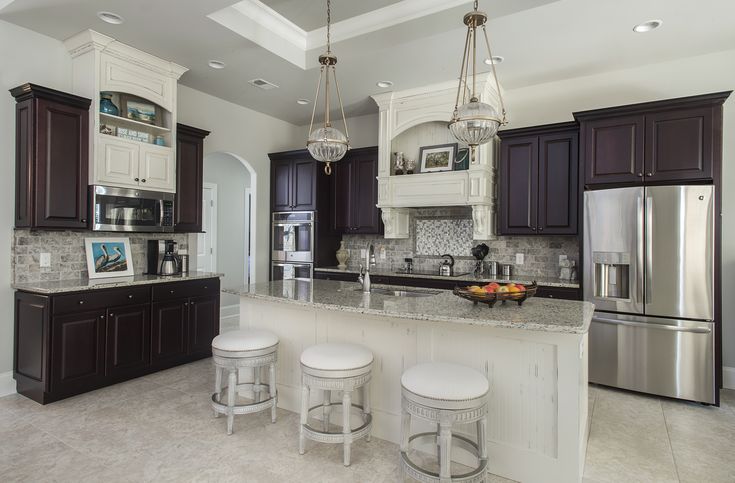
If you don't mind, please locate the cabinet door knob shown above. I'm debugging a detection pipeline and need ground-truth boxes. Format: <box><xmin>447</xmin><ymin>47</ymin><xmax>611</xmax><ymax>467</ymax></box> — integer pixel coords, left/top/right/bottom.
<box><xmin>78</xmin><ymin>300</ymin><xmax>84</xmax><ymax>305</ymax></box>
<box><xmin>109</xmin><ymin>313</ymin><xmax>114</xmax><ymax>317</ymax></box>
<box><xmin>539</xmin><ymin>227</ymin><xmax>544</xmax><ymax>231</ymax></box>
<box><xmin>170</xmin><ymin>290</ymin><xmax>175</xmax><ymax>294</ymax></box>
<box><xmin>135</xmin><ymin>177</ymin><xmax>140</xmax><ymax>182</ymax></box>
<box><xmin>637</xmin><ymin>173</ymin><xmax>643</xmax><ymax>177</ymax></box>
<box><xmin>100</xmin><ymin>315</ymin><xmax>105</xmax><ymax>319</ymax></box>
<box><xmin>141</xmin><ymin>179</ymin><xmax>147</xmax><ymax>183</ymax></box>
<box><xmin>646</xmin><ymin>173</ymin><xmax>652</xmax><ymax>177</ymax></box>
<box><xmin>128</xmin><ymin>294</ymin><xmax>133</xmax><ymax>299</ymax></box>
<box><xmin>204</xmin><ymin>286</ymin><xmax>208</xmax><ymax>289</ymax></box>
<box><xmin>531</xmin><ymin>227</ymin><xmax>537</xmax><ymax>231</ymax></box>
<box><xmin>190</xmin><ymin>301</ymin><xmax>195</xmax><ymax>305</ymax></box>
<box><xmin>81</xmin><ymin>219</ymin><xmax>87</xmax><ymax>223</ymax></box>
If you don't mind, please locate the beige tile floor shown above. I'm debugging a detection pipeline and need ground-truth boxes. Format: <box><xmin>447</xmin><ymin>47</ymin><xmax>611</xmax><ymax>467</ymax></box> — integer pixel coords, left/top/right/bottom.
<box><xmin>0</xmin><ymin>357</ymin><xmax>733</xmax><ymax>482</ymax></box>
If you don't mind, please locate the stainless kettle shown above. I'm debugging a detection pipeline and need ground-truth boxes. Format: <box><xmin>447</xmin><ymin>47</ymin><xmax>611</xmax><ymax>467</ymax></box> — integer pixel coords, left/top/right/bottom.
<box><xmin>160</xmin><ymin>253</ymin><xmax>181</xmax><ymax>276</ymax></box>
<box><xmin>439</xmin><ymin>254</ymin><xmax>455</xmax><ymax>277</ymax></box>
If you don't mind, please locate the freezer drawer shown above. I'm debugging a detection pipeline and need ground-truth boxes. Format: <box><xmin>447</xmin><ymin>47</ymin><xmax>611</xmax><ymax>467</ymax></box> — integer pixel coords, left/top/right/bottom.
<box><xmin>589</xmin><ymin>312</ymin><xmax>715</xmax><ymax>404</ymax></box>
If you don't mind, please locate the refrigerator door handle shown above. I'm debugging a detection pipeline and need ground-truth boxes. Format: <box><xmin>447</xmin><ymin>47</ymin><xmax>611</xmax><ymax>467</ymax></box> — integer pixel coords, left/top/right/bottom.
<box><xmin>593</xmin><ymin>316</ymin><xmax>711</xmax><ymax>334</ymax></box>
<box><xmin>636</xmin><ymin>194</ymin><xmax>645</xmax><ymax>306</ymax></box>
<box><xmin>645</xmin><ymin>196</ymin><xmax>653</xmax><ymax>305</ymax></box>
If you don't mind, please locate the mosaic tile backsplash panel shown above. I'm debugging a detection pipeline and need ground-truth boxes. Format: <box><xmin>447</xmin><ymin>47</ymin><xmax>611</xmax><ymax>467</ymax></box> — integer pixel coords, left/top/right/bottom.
<box><xmin>341</xmin><ymin>207</ymin><xmax>579</xmax><ymax>279</ymax></box>
<box><xmin>13</xmin><ymin>230</ymin><xmax>189</xmax><ymax>284</ymax></box>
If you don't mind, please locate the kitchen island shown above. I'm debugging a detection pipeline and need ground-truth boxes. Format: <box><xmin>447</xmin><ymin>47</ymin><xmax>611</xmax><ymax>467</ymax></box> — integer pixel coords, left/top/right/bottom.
<box><xmin>237</xmin><ymin>279</ymin><xmax>594</xmax><ymax>483</ymax></box>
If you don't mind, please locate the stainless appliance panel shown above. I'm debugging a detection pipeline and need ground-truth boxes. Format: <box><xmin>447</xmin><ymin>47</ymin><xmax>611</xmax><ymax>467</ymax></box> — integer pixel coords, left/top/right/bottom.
<box><xmin>645</xmin><ymin>185</ymin><xmax>714</xmax><ymax>321</ymax></box>
<box><xmin>589</xmin><ymin>312</ymin><xmax>715</xmax><ymax>404</ymax></box>
<box><xmin>271</xmin><ymin>211</ymin><xmax>314</xmax><ymax>263</ymax></box>
<box><xmin>271</xmin><ymin>262</ymin><xmax>313</xmax><ymax>281</ymax></box>
<box><xmin>584</xmin><ymin>187</ymin><xmax>644</xmax><ymax>314</ymax></box>
<box><xmin>92</xmin><ymin>185</ymin><xmax>174</xmax><ymax>232</ymax></box>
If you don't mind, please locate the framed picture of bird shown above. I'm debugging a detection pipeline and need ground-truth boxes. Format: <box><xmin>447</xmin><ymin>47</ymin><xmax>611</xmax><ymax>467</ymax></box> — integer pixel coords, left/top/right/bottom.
<box><xmin>85</xmin><ymin>237</ymin><xmax>135</xmax><ymax>279</ymax></box>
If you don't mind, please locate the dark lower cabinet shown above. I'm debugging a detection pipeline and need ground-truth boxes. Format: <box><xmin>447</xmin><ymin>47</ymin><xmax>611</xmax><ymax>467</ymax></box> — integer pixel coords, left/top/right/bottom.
<box><xmin>175</xmin><ymin>124</ymin><xmax>210</xmax><ymax>233</ymax></box>
<box><xmin>575</xmin><ymin>91</ymin><xmax>731</xmax><ymax>187</ymax></box>
<box><xmin>498</xmin><ymin>122</ymin><xmax>578</xmax><ymax>235</ymax></box>
<box><xmin>105</xmin><ymin>304</ymin><xmax>150</xmax><ymax>379</ymax></box>
<box><xmin>11</xmin><ymin>83</ymin><xmax>91</xmax><ymax>229</ymax></box>
<box><xmin>14</xmin><ymin>278</ymin><xmax>220</xmax><ymax>404</ymax></box>
<box><xmin>51</xmin><ymin>309</ymin><xmax>106</xmax><ymax>397</ymax></box>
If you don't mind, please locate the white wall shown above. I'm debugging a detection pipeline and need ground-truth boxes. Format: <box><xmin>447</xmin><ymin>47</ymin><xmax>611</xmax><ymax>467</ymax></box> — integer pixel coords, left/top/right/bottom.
<box><xmin>0</xmin><ymin>20</ymin><xmax>73</xmax><ymax>379</ymax></box>
<box><xmin>177</xmin><ymin>85</ymin><xmax>302</xmax><ymax>287</ymax></box>
<box><xmin>203</xmin><ymin>152</ymin><xmax>251</xmax><ymax>306</ymax></box>
<box><xmin>298</xmin><ymin>112</ymin><xmax>379</xmax><ymax>149</ymax></box>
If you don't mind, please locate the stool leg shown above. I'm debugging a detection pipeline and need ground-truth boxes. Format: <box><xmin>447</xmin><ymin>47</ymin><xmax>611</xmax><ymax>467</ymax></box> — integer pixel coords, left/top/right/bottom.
<box><xmin>363</xmin><ymin>381</ymin><xmax>371</xmax><ymax>442</ymax></box>
<box><xmin>477</xmin><ymin>416</ymin><xmax>488</xmax><ymax>461</ymax></box>
<box><xmin>254</xmin><ymin>367</ymin><xmax>261</xmax><ymax>403</ymax></box>
<box><xmin>322</xmin><ymin>390</ymin><xmax>331</xmax><ymax>432</ymax></box>
<box><xmin>400</xmin><ymin>403</ymin><xmax>410</xmax><ymax>453</ymax></box>
<box><xmin>299</xmin><ymin>384</ymin><xmax>310</xmax><ymax>455</ymax></box>
<box><xmin>226</xmin><ymin>369</ymin><xmax>237</xmax><ymax>435</ymax></box>
<box><xmin>214</xmin><ymin>365</ymin><xmax>223</xmax><ymax>418</ymax></box>
<box><xmin>438</xmin><ymin>422</ymin><xmax>452</xmax><ymax>483</ymax></box>
<box><xmin>269</xmin><ymin>362</ymin><xmax>277</xmax><ymax>423</ymax></box>
<box><xmin>342</xmin><ymin>390</ymin><xmax>352</xmax><ymax>467</ymax></box>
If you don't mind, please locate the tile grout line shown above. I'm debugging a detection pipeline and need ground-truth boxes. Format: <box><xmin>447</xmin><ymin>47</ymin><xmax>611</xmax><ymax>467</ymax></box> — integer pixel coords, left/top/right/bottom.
<box><xmin>660</xmin><ymin>400</ymin><xmax>682</xmax><ymax>483</ymax></box>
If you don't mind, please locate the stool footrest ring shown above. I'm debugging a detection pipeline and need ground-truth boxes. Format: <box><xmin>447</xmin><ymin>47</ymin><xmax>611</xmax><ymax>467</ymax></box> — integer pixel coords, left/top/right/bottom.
<box><xmin>400</xmin><ymin>432</ymin><xmax>488</xmax><ymax>483</ymax></box>
<box><xmin>211</xmin><ymin>385</ymin><xmax>277</xmax><ymax>416</ymax></box>
<box><xmin>302</xmin><ymin>403</ymin><xmax>372</xmax><ymax>444</ymax></box>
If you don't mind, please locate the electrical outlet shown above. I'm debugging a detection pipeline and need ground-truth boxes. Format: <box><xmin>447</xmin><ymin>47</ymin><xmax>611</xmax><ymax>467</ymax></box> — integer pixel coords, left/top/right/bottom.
<box><xmin>380</xmin><ymin>246</ymin><xmax>387</xmax><ymax>260</ymax></box>
<box><xmin>515</xmin><ymin>253</ymin><xmax>524</xmax><ymax>265</ymax></box>
<box><xmin>40</xmin><ymin>253</ymin><xmax>51</xmax><ymax>268</ymax></box>
<box><xmin>360</xmin><ymin>249</ymin><xmax>367</xmax><ymax>259</ymax></box>
<box><xmin>559</xmin><ymin>254</ymin><xmax>568</xmax><ymax>263</ymax></box>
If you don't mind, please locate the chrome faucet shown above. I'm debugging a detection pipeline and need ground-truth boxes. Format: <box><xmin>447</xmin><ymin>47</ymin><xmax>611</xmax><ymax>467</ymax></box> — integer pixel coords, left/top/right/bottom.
<box><xmin>358</xmin><ymin>243</ymin><xmax>375</xmax><ymax>293</ymax></box>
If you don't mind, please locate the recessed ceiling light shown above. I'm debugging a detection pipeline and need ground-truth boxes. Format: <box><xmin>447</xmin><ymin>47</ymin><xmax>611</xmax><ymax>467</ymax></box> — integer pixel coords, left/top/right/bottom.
<box><xmin>297</xmin><ymin>99</ymin><xmax>310</xmax><ymax>105</ymax></box>
<box><xmin>376</xmin><ymin>81</ymin><xmax>393</xmax><ymax>88</ymax></box>
<box><xmin>208</xmin><ymin>60</ymin><xmax>226</xmax><ymax>70</ymax></box>
<box><xmin>484</xmin><ymin>56</ymin><xmax>504</xmax><ymax>65</ymax></box>
<box><xmin>97</xmin><ymin>11</ymin><xmax>124</xmax><ymax>25</ymax></box>
<box><xmin>633</xmin><ymin>19</ymin><xmax>663</xmax><ymax>33</ymax></box>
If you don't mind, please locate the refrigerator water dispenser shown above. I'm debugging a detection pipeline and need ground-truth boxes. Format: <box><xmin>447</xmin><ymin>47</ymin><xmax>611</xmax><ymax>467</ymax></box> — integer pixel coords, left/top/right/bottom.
<box><xmin>593</xmin><ymin>252</ymin><xmax>630</xmax><ymax>300</ymax></box>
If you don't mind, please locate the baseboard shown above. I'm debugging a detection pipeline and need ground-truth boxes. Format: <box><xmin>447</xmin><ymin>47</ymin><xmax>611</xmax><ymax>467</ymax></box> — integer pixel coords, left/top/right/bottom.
<box><xmin>0</xmin><ymin>371</ymin><xmax>16</xmax><ymax>398</ymax></box>
<box><xmin>724</xmin><ymin>366</ymin><xmax>735</xmax><ymax>390</ymax></box>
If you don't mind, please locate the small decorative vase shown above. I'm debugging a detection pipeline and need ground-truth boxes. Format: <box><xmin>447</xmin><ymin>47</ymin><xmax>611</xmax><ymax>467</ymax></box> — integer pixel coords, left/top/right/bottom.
<box><xmin>336</xmin><ymin>241</ymin><xmax>349</xmax><ymax>268</ymax></box>
<box><xmin>100</xmin><ymin>93</ymin><xmax>119</xmax><ymax>116</ymax></box>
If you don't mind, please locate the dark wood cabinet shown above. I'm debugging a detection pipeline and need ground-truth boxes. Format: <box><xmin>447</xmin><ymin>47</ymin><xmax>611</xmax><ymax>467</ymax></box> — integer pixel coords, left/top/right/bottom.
<box><xmin>331</xmin><ymin>147</ymin><xmax>382</xmax><ymax>235</ymax></box>
<box><xmin>175</xmin><ymin>124</ymin><xmax>210</xmax><ymax>232</ymax></box>
<box><xmin>105</xmin><ymin>304</ymin><xmax>150</xmax><ymax>379</ymax></box>
<box><xmin>14</xmin><ymin>278</ymin><xmax>220</xmax><ymax>404</ymax></box>
<box><xmin>51</xmin><ymin>309</ymin><xmax>106</xmax><ymax>397</ymax></box>
<box><xmin>269</xmin><ymin>152</ymin><xmax>317</xmax><ymax>212</ymax></box>
<box><xmin>575</xmin><ymin>92</ymin><xmax>730</xmax><ymax>187</ymax></box>
<box><xmin>498</xmin><ymin>123</ymin><xmax>578</xmax><ymax>235</ymax></box>
<box><xmin>11</xmin><ymin>83</ymin><xmax>91</xmax><ymax>229</ymax></box>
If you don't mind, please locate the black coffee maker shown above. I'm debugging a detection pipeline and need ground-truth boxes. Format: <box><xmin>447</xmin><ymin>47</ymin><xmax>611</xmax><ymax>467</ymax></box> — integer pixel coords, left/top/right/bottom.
<box><xmin>147</xmin><ymin>240</ymin><xmax>181</xmax><ymax>275</ymax></box>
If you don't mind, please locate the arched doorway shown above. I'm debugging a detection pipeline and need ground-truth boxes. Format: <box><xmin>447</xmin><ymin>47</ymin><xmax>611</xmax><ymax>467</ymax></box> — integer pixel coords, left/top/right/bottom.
<box><xmin>200</xmin><ymin>152</ymin><xmax>257</xmax><ymax>327</ymax></box>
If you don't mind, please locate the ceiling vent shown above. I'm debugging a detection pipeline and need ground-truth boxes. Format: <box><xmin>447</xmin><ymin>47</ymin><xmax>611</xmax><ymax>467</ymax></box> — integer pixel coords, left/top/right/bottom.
<box><xmin>249</xmin><ymin>78</ymin><xmax>279</xmax><ymax>90</ymax></box>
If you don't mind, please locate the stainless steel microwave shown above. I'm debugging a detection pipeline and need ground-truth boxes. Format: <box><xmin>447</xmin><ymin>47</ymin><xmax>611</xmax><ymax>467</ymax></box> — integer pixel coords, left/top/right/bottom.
<box><xmin>91</xmin><ymin>185</ymin><xmax>174</xmax><ymax>232</ymax></box>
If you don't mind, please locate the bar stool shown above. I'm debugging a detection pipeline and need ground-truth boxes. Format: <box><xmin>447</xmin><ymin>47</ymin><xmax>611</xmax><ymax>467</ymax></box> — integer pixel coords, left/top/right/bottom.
<box><xmin>299</xmin><ymin>342</ymin><xmax>373</xmax><ymax>466</ymax></box>
<box><xmin>400</xmin><ymin>362</ymin><xmax>489</xmax><ymax>483</ymax></box>
<box><xmin>211</xmin><ymin>329</ymin><xmax>279</xmax><ymax>435</ymax></box>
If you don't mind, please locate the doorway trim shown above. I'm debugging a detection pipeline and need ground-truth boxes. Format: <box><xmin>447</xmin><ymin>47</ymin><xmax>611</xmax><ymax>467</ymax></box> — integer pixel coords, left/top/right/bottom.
<box><xmin>201</xmin><ymin>182</ymin><xmax>218</xmax><ymax>272</ymax></box>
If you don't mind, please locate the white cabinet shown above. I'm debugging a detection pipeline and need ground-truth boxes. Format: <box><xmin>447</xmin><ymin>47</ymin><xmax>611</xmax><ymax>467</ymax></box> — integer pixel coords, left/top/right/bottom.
<box><xmin>65</xmin><ymin>29</ymin><xmax>186</xmax><ymax>194</ymax></box>
<box><xmin>96</xmin><ymin>135</ymin><xmax>174</xmax><ymax>191</ymax></box>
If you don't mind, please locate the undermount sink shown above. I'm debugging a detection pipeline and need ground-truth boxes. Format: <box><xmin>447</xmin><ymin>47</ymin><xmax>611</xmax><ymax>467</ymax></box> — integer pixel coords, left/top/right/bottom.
<box><xmin>353</xmin><ymin>287</ymin><xmax>441</xmax><ymax>297</ymax></box>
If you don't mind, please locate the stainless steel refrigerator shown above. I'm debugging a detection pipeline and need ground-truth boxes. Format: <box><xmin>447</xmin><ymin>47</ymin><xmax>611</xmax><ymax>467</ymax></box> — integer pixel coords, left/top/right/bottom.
<box><xmin>584</xmin><ymin>185</ymin><xmax>716</xmax><ymax>404</ymax></box>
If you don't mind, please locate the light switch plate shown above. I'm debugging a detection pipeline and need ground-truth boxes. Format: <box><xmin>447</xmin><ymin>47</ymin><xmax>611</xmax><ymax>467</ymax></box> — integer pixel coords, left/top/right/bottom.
<box><xmin>40</xmin><ymin>253</ymin><xmax>51</xmax><ymax>268</ymax></box>
<box><xmin>515</xmin><ymin>253</ymin><xmax>524</xmax><ymax>265</ymax></box>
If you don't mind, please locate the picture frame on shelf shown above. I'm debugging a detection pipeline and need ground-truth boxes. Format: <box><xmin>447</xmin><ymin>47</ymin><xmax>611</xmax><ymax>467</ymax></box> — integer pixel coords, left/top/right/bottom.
<box><xmin>419</xmin><ymin>143</ymin><xmax>458</xmax><ymax>173</ymax></box>
<box><xmin>119</xmin><ymin>94</ymin><xmax>161</xmax><ymax>126</ymax></box>
<box><xmin>453</xmin><ymin>148</ymin><xmax>470</xmax><ymax>171</ymax></box>
<box><xmin>84</xmin><ymin>237</ymin><xmax>135</xmax><ymax>279</ymax></box>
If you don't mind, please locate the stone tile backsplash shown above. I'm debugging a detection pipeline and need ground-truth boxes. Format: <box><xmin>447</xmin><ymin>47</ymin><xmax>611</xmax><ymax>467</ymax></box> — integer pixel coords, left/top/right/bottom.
<box><xmin>13</xmin><ymin>230</ymin><xmax>189</xmax><ymax>284</ymax></box>
<box><xmin>341</xmin><ymin>207</ymin><xmax>579</xmax><ymax>279</ymax></box>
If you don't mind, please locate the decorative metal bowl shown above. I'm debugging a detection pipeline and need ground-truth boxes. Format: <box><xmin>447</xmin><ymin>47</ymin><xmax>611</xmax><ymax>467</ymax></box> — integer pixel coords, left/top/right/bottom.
<box><xmin>453</xmin><ymin>282</ymin><xmax>538</xmax><ymax>308</ymax></box>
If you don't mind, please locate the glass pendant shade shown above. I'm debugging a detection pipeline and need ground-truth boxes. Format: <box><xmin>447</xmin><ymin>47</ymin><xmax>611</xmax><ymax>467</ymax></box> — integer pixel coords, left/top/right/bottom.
<box><xmin>307</xmin><ymin>126</ymin><xmax>348</xmax><ymax>163</ymax></box>
<box><xmin>449</xmin><ymin>99</ymin><xmax>501</xmax><ymax>146</ymax></box>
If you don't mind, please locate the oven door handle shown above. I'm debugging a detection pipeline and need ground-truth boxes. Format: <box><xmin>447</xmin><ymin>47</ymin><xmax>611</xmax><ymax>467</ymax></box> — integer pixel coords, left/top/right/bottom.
<box><xmin>593</xmin><ymin>316</ymin><xmax>712</xmax><ymax>334</ymax></box>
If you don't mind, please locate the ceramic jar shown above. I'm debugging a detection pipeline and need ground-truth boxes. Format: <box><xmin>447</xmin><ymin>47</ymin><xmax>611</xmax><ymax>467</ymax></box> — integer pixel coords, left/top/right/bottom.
<box><xmin>336</xmin><ymin>240</ymin><xmax>349</xmax><ymax>268</ymax></box>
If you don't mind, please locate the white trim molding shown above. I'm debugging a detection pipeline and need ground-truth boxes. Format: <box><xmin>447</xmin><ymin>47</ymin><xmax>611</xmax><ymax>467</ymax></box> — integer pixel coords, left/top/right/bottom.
<box><xmin>0</xmin><ymin>371</ymin><xmax>16</xmax><ymax>398</ymax></box>
<box><xmin>724</xmin><ymin>366</ymin><xmax>735</xmax><ymax>390</ymax></box>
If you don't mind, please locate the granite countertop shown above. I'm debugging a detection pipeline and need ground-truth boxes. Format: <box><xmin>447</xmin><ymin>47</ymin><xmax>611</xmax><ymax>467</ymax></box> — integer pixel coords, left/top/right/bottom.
<box><xmin>13</xmin><ymin>271</ymin><xmax>224</xmax><ymax>295</ymax></box>
<box><xmin>315</xmin><ymin>265</ymin><xmax>580</xmax><ymax>289</ymax></box>
<box><xmin>236</xmin><ymin>279</ymin><xmax>594</xmax><ymax>334</ymax></box>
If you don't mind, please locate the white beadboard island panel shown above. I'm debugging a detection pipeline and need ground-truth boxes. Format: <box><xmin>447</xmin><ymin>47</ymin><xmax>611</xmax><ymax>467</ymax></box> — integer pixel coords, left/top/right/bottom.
<box><xmin>239</xmin><ymin>279</ymin><xmax>591</xmax><ymax>482</ymax></box>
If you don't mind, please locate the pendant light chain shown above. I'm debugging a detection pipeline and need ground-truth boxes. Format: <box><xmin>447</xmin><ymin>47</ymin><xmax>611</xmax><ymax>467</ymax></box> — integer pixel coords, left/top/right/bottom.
<box><xmin>326</xmin><ymin>0</ymin><xmax>331</xmax><ymax>53</ymax></box>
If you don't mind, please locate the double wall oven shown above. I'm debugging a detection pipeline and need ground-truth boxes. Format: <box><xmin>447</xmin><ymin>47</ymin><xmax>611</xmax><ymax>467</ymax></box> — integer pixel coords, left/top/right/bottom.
<box><xmin>271</xmin><ymin>211</ymin><xmax>315</xmax><ymax>281</ymax></box>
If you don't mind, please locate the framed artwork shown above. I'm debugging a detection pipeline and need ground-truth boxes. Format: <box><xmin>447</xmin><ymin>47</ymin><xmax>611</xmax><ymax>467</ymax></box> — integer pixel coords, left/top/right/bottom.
<box><xmin>453</xmin><ymin>148</ymin><xmax>470</xmax><ymax>171</ymax></box>
<box><xmin>85</xmin><ymin>238</ymin><xmax>134</xmax><ymax>279</ymax></box>
<box><xmin>419</xmin><ymin>143</ymin><xmax>458</xmax><ymax>173</ymax></box>
<box><xmin>119</xmin><ymin>94</ymin><xmax>160</xmax><ymax>126</ymax></box>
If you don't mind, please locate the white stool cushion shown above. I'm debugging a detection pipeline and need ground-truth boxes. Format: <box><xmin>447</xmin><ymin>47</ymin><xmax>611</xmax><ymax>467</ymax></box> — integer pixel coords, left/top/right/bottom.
<box><xmin>212</xmin><ymin>329</ymin><xmax>278</xmax><ymax>352</ymax></box>
<box><xmin>301</xmin><ymin>343</ymin><xmax>373</xmax><ymax>371</ymax></box>
<box><xmin>401</xmin><ymin>362</ymin><xmax>489</xmax><ymax>401</ymax></box>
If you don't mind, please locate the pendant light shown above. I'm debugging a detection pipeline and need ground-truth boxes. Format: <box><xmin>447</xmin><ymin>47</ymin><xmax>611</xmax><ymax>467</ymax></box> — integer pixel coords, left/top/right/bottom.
<box><xmin>449</xmin><ymin>0</ymin><xmax>507</xmax><ymax>160</ymax></box>
<box><xmin>307</xmin><ymin>0</ymin><xmax>349</xmax><ymax>175</ymax></box>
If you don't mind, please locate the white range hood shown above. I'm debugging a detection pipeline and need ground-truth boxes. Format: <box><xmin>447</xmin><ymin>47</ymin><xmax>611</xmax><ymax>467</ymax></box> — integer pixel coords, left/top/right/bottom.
<box><xmin>370</xmin><ymin>74</ymin><xmax>500</xmax><ymax>240</ymax></box>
